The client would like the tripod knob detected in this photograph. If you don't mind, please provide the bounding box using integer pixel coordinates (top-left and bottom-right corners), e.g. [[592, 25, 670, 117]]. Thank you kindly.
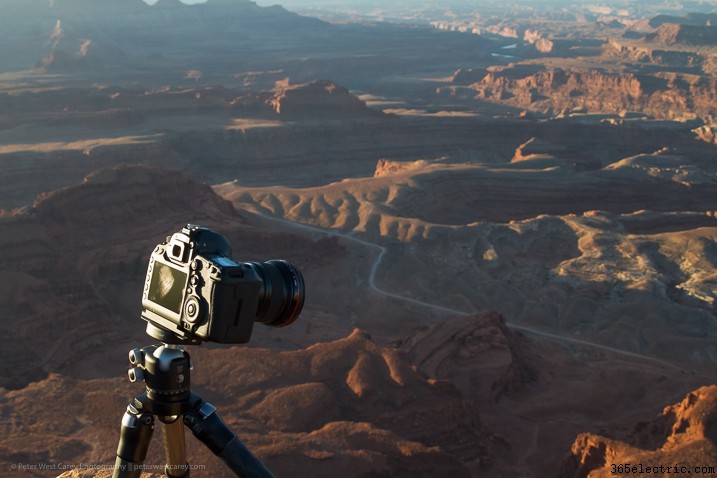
[[128, 367, 146, 383], [129, 348, 145, 365]]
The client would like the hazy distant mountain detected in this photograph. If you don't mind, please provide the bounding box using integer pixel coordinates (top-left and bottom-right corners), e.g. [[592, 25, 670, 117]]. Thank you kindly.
[[0, 0, 329, 73], [0, 0, 490, 88]]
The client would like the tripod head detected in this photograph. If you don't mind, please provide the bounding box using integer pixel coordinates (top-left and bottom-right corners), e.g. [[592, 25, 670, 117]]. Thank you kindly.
[[114, 341, 277, 478]]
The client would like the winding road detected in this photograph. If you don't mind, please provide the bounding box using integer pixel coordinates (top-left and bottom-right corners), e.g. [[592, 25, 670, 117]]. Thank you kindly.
[[258, 212, 687, 373]]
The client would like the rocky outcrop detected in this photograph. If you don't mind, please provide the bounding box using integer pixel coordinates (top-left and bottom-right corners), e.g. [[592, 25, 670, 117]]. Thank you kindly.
[[645, 23, 717, 46], [31, 165, 234, 227], [604, 38, 706, 69], [511, 137, 601, 170], [604, 24, 717, 75], [450, 67, 489, 85], [693, 124, 717, 144], [477, 66, 638, 106], [453, 64, 717, 122], [524, 29, 554, 53], [227, 328, 498, 474], [561, 386, 717, 478], [268, 80, 381, 120], [1, 327, 502, 477], [373, 158, 433, 177], [486, 24, 520, 38], [451, 20, 717, 122], [402, 312, 535, 401], [534, 37, 555, 53]]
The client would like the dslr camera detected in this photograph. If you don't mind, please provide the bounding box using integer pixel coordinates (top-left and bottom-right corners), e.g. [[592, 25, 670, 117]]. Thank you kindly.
[[141, 224, 304, 344]]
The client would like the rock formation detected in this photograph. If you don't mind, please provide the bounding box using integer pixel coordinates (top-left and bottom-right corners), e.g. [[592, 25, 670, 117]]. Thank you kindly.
[[438, 16, 717, 122], [450, 68, 489, 85], [644, 23, 717, 46], [561, 386, 717, 478], [511, 137, 601, 170], [693, 124, 717, 144], [447, 63, 717, 122], [220, 147, 717, 367], [373, 158, 433, 177], [1, 3, 717, 477], [268, 80, 381, 120], [402, 312, 535, 401], [2, 327, 502, 477], [524, 29, 555, 53]]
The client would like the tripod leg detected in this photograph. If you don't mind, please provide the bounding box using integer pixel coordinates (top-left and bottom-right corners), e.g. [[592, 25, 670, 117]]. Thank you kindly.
[[113, 403, 154, 478], [184, 401, 277, 478], [160, 416, 190, 478]]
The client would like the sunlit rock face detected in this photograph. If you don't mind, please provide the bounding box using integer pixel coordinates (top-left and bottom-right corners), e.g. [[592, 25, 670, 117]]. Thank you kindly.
[[561, 386, 717, 478]]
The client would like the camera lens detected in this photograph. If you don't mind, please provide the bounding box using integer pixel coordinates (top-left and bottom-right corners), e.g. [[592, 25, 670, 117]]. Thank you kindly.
[[252, 259, 305, 328]]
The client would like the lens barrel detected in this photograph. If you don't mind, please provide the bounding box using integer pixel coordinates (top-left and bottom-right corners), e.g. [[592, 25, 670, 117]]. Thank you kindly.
[[252, 259, 305, 328]]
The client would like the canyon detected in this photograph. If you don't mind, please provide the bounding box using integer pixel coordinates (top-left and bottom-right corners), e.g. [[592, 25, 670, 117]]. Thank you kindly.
[[1, 1, 717, 477]]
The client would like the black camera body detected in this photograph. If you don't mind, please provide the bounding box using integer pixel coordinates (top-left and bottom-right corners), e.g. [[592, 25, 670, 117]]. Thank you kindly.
[[141, 224, 304, 344]]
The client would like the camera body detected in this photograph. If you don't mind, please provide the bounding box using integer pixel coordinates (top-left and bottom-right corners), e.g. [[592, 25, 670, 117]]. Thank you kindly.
[[141, 224, 304, 344]]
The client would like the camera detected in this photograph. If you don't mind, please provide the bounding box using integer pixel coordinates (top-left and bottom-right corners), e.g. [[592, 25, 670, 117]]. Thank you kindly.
[[141, 224, 304, 344]]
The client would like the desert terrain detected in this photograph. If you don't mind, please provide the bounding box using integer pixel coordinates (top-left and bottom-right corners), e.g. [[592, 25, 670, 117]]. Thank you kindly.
[[1, 1, 717, 477]]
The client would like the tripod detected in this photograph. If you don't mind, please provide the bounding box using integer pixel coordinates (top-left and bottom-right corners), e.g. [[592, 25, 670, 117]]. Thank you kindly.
[[112, 341, 276, 478]]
